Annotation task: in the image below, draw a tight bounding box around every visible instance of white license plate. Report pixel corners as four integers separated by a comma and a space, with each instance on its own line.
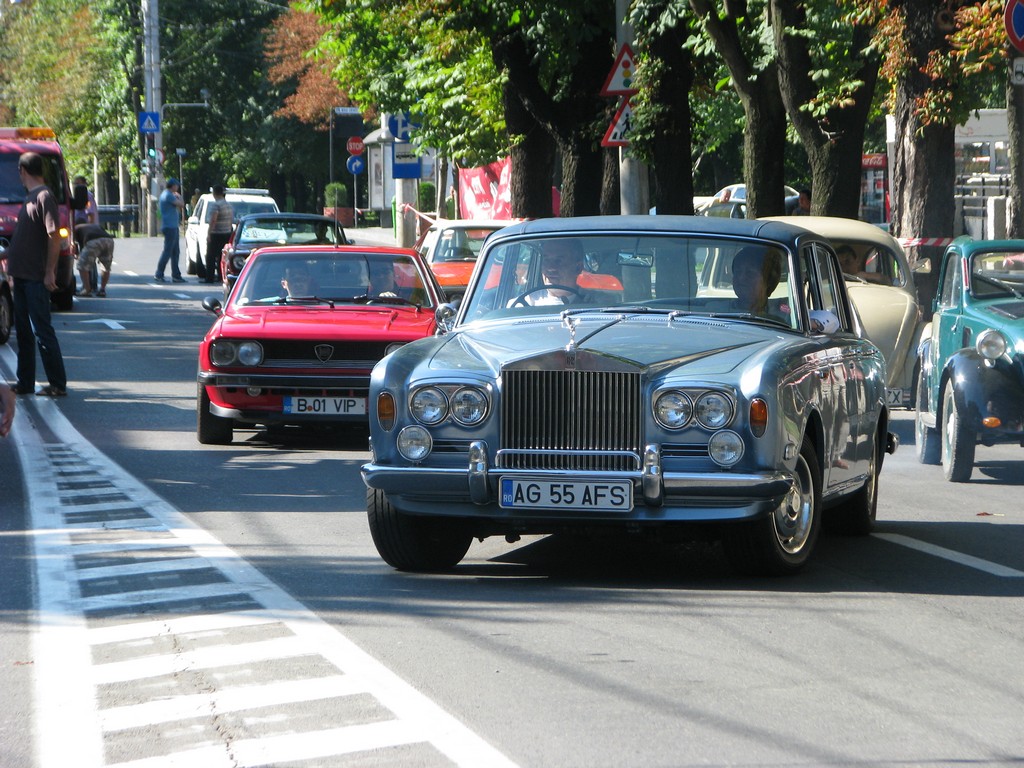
886, 388, 905, 407
500, 477, 633, 512
283, 396, 366, 415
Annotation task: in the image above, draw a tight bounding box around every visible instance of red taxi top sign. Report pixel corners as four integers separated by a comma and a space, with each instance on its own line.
601, 44, 639, 97
1007, 0, 1024, 55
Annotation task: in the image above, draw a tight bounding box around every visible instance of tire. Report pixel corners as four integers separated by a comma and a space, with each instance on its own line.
826, 431, 879, 536
196, 383, 233, 445
52, 282, 74, 312
366, 487, 472, 572
186, 241, 197, 275
941, 379, 975, 482
0, 287, 12, 345
915, 367, 940, 465
724, 435, 821, 576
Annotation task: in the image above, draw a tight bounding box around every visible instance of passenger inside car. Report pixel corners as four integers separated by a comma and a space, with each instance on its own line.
727, 246, 786, 318
281, 263, 316, 297
837, 244, 888, 284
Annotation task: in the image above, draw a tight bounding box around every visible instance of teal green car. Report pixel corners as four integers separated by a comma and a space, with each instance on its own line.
916, 236, 1024, 481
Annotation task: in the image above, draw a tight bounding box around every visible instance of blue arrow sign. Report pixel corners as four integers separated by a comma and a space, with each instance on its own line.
387, 112, 419, 142
138, 111, 160, 134
346, 155, 365, 175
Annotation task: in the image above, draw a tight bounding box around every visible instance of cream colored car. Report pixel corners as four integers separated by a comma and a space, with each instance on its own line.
768, 216, 929, 408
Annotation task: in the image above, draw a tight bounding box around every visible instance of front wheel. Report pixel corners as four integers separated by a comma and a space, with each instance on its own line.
941, 379, 975, 482
724, 435, 821, 576
196, 383, 233, 444
367, 487, 472, 572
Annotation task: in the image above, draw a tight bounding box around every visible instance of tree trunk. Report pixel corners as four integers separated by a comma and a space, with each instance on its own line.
600, 147, 621, 215
690, 0, 788, 218
559, 134, 604, 217
1008, 68, 1024, 238
890, 0, 956, 312
740, 68, 789, 218
770, 0, 878, 218
645, 7, 696, 215
504, 80, 555, 219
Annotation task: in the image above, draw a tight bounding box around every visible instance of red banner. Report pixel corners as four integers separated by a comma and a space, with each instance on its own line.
458, 158, 512, 219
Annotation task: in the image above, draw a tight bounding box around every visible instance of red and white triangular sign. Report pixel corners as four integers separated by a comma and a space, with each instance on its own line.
601, 97, 633, 147
601, 43, 639, 97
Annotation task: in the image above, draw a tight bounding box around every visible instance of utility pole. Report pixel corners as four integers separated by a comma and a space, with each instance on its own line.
616, 0, 649, 215
142, 0, 163, 234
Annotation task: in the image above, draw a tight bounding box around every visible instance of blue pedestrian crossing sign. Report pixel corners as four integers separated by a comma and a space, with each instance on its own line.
138, 111, 160, 134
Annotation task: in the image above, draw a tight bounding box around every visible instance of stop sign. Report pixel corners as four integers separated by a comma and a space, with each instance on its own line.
346, 136, 365, 156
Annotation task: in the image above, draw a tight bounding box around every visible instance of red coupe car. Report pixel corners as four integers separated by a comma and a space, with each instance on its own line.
197, 244, 443, 444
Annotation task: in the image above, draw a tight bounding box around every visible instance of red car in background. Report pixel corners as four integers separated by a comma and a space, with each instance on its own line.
413, 218, 509, 301
197, 244, 443, 444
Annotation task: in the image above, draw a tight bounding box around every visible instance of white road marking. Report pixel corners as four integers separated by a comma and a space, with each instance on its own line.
873, 532, 1024, 577
81, 319, 131, 330
99, 675, 363, 731
2, 345, 519, 768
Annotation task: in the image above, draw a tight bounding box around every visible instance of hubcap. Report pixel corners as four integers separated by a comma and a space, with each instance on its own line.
773, 454, 813, 555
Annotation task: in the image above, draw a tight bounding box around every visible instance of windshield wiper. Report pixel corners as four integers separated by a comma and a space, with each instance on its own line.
352, 293, 421, 308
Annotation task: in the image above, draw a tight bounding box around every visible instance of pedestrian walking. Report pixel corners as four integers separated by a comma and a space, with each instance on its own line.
6, 152, 68, 398
74, 222, 115, 297
203, 184, 233, 284
154, 177, 186, 283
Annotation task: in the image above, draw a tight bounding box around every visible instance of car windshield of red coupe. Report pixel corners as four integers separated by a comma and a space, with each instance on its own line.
232, 252, 434, 307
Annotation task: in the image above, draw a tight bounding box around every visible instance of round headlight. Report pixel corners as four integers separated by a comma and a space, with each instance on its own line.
209, 340, 237, 366
237, 341, 264, 366
397, 425, 432, 462
709, 430, 744, 466
976, 329, 1007, 360
450, 387, 488, 425
654, 391, 693, 430
232, 255, 247, 271
385, 342, 406, 355
411, 387, 448, 425
696, 391, 734, 429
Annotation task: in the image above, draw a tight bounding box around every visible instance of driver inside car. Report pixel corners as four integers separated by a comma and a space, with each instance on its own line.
512, 239, 588, 306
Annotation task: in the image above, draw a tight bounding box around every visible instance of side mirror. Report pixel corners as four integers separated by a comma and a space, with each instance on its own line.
201, 296, 223, 316
435, 302, 458, 333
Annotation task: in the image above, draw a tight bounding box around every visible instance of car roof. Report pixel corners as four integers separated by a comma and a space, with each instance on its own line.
488, 215, 812, 244
247, 244, 419, 258
764, 216, 903, 252
237, 212, 339, 224
951, 236, 1024, 254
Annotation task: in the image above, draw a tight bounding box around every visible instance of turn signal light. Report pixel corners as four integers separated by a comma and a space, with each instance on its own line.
749, 398, 768, 437
377, 392, 396, 431
982, 416, 1001, 428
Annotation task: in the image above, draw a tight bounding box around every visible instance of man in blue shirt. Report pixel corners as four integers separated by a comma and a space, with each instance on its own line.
154, 178, 185, 282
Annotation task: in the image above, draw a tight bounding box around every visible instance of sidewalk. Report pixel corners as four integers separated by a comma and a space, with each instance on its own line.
347, 225, 398, 247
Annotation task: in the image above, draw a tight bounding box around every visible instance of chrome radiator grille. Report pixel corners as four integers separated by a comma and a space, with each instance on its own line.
500, 369, 642, 471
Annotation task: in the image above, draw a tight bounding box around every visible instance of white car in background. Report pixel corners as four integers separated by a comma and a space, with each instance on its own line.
768, 215, 930, 408
185, 188, 279, 275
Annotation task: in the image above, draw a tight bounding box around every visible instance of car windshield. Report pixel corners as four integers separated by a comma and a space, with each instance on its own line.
229, 201, 278, 220
461, 234, 798, 330
238, 219, 343, 246
970, 250, 1024, 299
0, 153, 67, 205
233, 251, 434, 307
429, 226, 500, 263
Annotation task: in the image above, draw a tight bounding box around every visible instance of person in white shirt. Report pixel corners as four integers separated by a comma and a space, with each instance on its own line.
516, 239, 587, 306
